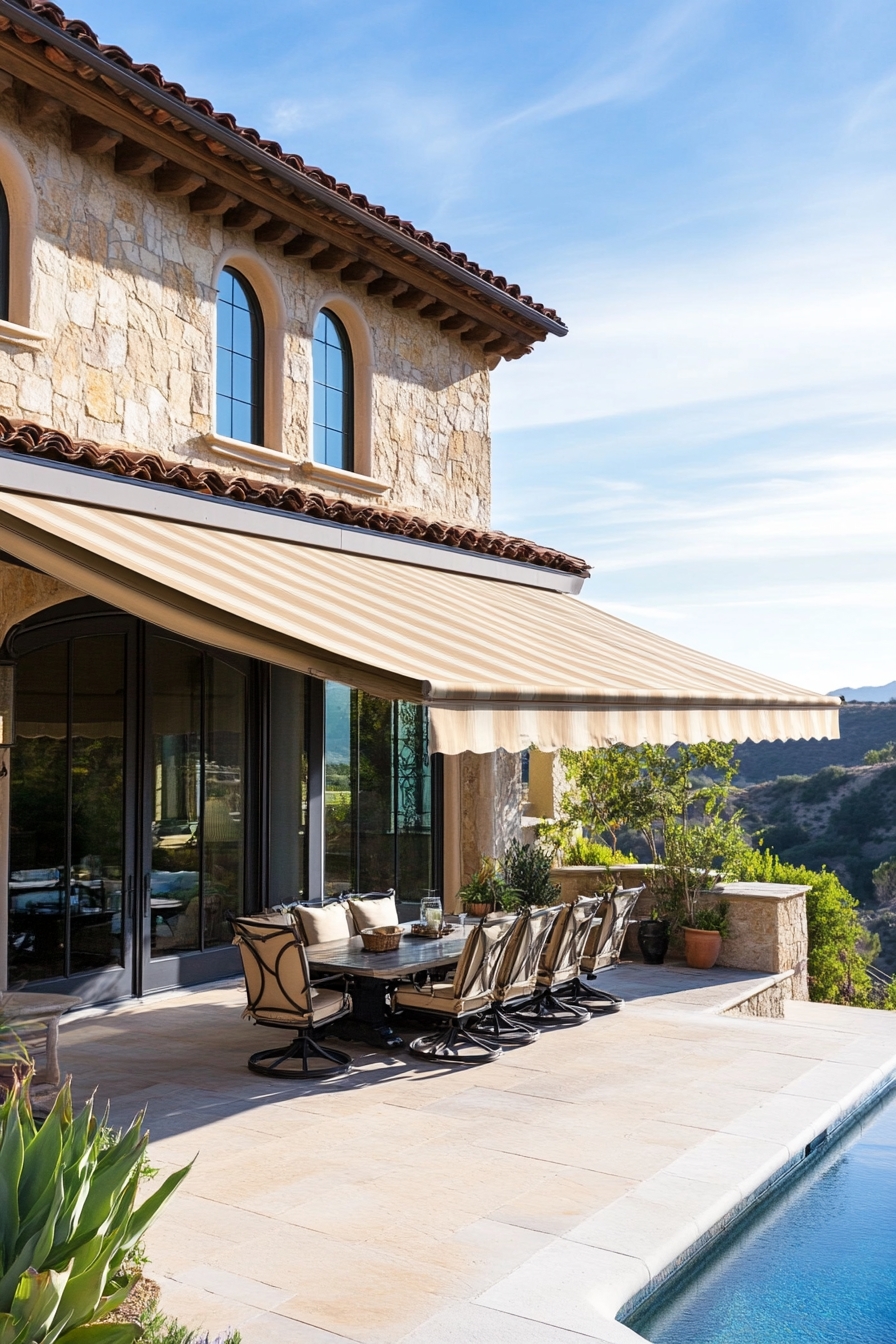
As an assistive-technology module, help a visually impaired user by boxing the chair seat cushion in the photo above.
[536,965,578,989]
[393,981,489,1016]
[312,988,351,1023]
[348,894,399,931]
[580,951,611,973]
[497,977,536,1004]
[249,987,349,1028]
[297,901,355,945]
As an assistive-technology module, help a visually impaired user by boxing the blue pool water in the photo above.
[633,1090,896,1344]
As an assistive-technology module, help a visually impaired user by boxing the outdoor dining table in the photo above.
[304,922,472,1049]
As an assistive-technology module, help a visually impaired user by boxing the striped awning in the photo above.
[0,491,839,754]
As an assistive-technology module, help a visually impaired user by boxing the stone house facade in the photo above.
[0,2,575,1004]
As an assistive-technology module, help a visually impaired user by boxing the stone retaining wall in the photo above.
[550,866,810,1000]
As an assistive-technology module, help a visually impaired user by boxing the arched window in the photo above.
[0,181,10,323]
[216,267,263,444]
[313,308,353,471]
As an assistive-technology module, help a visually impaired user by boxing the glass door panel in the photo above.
[147,634,246,965]
[9,642,68,984]
[9,631,130,996]
[204,656,245,945]
[149,638,201,956]
[323,686,433,904]
[70,635,126,976]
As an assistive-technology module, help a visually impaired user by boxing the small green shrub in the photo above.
[799,765,849,803]
[560,838,638,867]
[864,742,896,764]
[693,899,731,938]
[500,840,560,908]
[139,1303,241,1344]
[731,848,875,1005]
[0,1074,191,1343]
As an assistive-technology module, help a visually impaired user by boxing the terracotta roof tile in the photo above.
[2,1,564,334]
[0,419,590,578]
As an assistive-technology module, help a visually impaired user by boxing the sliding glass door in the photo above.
[8,618,135,1001]
[323,685,435,912]
[142,632,248,991]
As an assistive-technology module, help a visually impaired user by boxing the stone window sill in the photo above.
[0,319,49,352]
[298,460,388,497]
[203,432,294,474]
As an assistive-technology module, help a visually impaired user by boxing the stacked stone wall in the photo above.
[0,94,491,525]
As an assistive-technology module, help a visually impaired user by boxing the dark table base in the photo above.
[319,975,405,1051]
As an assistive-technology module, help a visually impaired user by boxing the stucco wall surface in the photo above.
[0,95,491,525]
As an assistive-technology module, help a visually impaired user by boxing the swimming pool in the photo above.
[631,1089,896,1344]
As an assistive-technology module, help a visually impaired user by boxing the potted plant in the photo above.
[456,857,515,918]
[500,839,560,909]
[684,899,731,969]
[637,907,671,964]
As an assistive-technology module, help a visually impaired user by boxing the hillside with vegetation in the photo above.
[734,702,896,782]
[735,756,896,976]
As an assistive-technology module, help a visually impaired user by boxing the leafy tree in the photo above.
[539,744,654,858]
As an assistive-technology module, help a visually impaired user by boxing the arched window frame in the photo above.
[0,131,42,345]
[215,266,265,448]
[206,251,288,472]
[0,181,10,324]
[305,294,376,487]
[313,307,354,472]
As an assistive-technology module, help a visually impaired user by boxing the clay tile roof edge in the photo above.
[0,0,567,337]
[0,418,591,578]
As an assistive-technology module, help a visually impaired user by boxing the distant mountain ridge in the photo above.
[829,680,896,702]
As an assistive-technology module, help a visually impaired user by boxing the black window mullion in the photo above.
[392,702,399,898]
[63,639,73,979]
[198,651,207,952]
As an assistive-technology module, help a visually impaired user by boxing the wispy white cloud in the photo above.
[492,0,720,131]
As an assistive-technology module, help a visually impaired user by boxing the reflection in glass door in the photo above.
[147,635,246,971]
[323,684,433,905]
[9,633,128,994]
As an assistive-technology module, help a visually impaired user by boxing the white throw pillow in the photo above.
[348,894,399,931]
[297,901,356,945]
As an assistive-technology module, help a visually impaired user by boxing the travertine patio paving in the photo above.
[58,967,896,1344]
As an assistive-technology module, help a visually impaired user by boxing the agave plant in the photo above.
[0,1074,191,1344]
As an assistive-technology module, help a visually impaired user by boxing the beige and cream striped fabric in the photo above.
[0,491,840,754]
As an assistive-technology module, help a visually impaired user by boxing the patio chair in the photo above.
[473,906,561,1045]
[228,914,353,1079]
[570,884,647,1013]
[392,917,514,1064]
[516,896,602,1024]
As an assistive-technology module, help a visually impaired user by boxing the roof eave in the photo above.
[0,0,568,341]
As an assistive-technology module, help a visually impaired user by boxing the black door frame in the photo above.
[138,625,253,995]
[5,603,140,1004]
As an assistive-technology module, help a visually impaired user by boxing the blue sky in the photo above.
[71,0,896,693]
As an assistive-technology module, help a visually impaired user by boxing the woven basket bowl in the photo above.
[360,925,403,952]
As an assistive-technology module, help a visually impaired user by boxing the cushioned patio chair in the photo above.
[474,906,562,1044]
[392,917,513,1064]
[569,884,647,1012]
[229,914,353,1079]
[516,896,602,1024]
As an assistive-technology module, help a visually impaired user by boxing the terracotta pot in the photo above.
[684,927,722,970]
[464,902,492,919]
